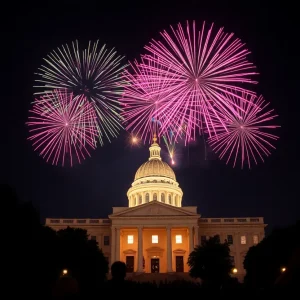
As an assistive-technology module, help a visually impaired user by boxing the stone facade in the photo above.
[46,208,265,280]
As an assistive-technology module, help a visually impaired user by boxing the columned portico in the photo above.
[109,200,200,273]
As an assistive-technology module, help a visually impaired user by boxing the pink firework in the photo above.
[121,58,186,143]
[134,20,257,141]
[207,92,280,169]
[27,90,99,166]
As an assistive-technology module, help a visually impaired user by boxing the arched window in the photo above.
[153,193,157,201]
[145,193,149,202]
[175,195,178,206]
[161,193,165,203]
[153,180,157,183]
[139,195,142,204]
[168,194,171,204]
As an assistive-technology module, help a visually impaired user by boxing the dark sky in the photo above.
[2,1,298,232]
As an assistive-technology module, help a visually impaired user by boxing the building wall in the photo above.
[45,218,112,263]
[120,228,138,271]
[46,216,265,279]
[198,217,266,280]
[171,228,190,272]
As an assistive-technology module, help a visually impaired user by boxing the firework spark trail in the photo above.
[207,92,280,169]
[27,90,99,166]
[34,40,127,145]
[134,21,258,141]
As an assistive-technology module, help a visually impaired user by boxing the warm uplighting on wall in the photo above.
[127,235,134,244]
[232,268,238,274]
[281,267,286,273]
[175,235,182,244]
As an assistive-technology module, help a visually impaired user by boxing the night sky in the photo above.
[2,1,298,233]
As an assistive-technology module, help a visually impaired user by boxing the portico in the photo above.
[109,200,200,273]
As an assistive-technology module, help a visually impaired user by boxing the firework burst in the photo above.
[34,40,127,145]
[121,58,182,143]
[134,20,257,141]
[207,92,280,169]
[27,90,98,166]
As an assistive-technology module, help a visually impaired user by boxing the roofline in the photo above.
[108,200,199,218]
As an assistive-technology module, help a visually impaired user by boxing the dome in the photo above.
[134,160,176,181]
[127,134,183,208]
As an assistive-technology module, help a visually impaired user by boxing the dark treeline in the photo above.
[2,183,299,298]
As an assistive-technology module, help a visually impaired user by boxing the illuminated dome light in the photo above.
[127,134,183,208]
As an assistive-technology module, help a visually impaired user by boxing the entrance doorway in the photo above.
[151,258,160,273]
[126,256,134,273]
[176,256,184,272]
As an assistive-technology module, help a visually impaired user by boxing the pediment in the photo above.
[109,201,198,218]
[123,249,137,255]
[173,248,186,254]
[145,246,164,258]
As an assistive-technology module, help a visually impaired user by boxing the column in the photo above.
[194,225,199,247]
[189,226,194,253]
[137,226,143,272]
[111,226,116,266]
[115,227,120,261]
[167,226,173,272]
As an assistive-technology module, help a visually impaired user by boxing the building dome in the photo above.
[127,135,183,208]
[134,159,176,181]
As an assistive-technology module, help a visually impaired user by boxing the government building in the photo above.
[46,136,266,281]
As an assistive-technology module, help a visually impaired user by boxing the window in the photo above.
[145,193,149,202]
[152,235,158,243]
[175,235,182,244]
[138,195,142,204]
[91,235,96,241]
[127,235,134,244]
[153,193,157,201]
[161,193,165,203]
[253,235,259,245]
[104,235,110,246]
[230,256,235,265]
[201,235,206,245]
[227,235,233,245]
[241,235,246,244]
[168,195,171,204]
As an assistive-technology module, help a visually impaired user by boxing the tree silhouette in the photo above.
[55,227,109,294]
[2,184,108,297]
[244,221,300,289]
[188,235,233,288]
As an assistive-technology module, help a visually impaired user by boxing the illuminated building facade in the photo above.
[46,136,266,280]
